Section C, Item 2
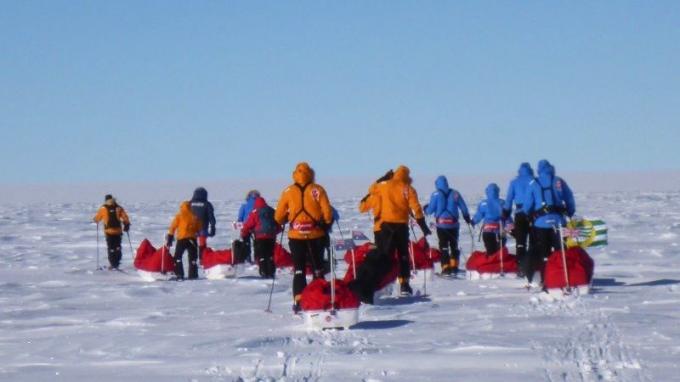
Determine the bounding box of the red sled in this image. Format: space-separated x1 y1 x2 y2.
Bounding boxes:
273 243 293 268
201 247 236 269
410 238 441 270
342 243 399 291
465 248 518 276
134 239 174 273
300 278 361 329
544 247 594 290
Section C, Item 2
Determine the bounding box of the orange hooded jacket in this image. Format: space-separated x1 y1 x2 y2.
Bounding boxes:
359 182 383 232
374 165 424 224
275 162 333 240
168 201 202 240
93 199 130 236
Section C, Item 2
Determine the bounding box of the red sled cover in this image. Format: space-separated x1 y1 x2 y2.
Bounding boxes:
544 247 594 289
465 248 518 273
300 278 361 311
201 247 235 269
342 243 399 290
274 243 293 268
411 238 441 270
134 239 174 273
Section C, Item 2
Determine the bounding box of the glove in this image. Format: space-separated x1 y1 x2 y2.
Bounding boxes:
416 218 432 236
318 221 331 233
501 209 510 220
376 169 394 183
166 234 174 248
208 225 216 237
463 215 471 225
423 203 429 212
123 223 130 232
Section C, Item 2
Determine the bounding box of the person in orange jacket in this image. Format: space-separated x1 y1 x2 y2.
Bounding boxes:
374 165 431 296
274 162 333 312
93 194 130 270
166 201 202 280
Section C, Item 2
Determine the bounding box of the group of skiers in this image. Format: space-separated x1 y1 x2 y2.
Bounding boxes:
93 159 575 311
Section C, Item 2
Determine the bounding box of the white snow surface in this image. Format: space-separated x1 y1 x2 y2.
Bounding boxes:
1 192 679 381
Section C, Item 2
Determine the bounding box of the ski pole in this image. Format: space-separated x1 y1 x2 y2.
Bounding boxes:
265 225 286 313
335 220 357 279
126 232 134 265
498 219 505 277
330 236 336 315
558 222 571 293
408 222 425 295
96 223 100 270
408 221 417 274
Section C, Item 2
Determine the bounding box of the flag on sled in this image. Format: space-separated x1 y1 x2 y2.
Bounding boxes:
564 218 608 248
351 230 369 241
334 239 356 251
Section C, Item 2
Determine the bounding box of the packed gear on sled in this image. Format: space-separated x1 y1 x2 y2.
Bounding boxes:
471 183 512 255
424 176 471 275
273 243 293 268
167 201 202 280
345 243 399 304
465 247 518 277
521 160 576 286
241 197 281 278
134 239 175 273
543 246 594 292
373 166 430 295
190 187 216 253
503 163 534 276
93 195 131 269
300 277 360 329
274 162 333 309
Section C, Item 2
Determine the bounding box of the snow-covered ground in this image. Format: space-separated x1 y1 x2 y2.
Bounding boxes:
1 192 679 381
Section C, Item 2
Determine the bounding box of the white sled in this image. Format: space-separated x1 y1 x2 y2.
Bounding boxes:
466 270 517 281
203 264 237 280
136 270 174 282
544 284 591 299
303 308 359 330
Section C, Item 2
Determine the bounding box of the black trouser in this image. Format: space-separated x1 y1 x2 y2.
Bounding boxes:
105 234 122 268
174 238 198 279
254 238 276 278
379 223 411 281
288 238 325 299
482 232 503 255
512 212 531 274
525 227 560 283
436 227 460 270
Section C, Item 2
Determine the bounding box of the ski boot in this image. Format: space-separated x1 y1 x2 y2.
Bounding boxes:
400 282 413 297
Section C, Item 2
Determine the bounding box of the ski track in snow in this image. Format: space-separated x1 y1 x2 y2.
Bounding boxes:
1 192 679 381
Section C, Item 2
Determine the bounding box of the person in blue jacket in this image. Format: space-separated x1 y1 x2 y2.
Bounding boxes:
521 160 575 287
237 190 261 263
424 176 471 275
190 187 216 259
471 183 511 255
503 163 534 276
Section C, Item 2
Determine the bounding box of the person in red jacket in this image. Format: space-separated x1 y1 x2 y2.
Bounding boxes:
241 197 282 278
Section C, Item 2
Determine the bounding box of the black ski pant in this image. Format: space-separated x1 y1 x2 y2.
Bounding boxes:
436 227 460 270
289 237 325 300
525 227 561 283
105 234 122 269
482 232 504 255
174 238 198 279
512 212 531 275
379 223 412 281
254 238 276 278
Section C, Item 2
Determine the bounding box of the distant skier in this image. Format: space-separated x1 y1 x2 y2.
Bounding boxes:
237 190 261 263
424 176 471 276
166 201 202 280
240 196 281 278
503 163 535 277
522 160 575 288
471 183 511 255
373 165 430 296
274 162 333 313
190 187 216 259
93 194 131 270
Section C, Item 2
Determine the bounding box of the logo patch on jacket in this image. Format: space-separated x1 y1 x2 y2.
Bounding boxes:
311 188 320 201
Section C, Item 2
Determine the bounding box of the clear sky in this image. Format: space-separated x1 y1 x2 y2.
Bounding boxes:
1 1 678 184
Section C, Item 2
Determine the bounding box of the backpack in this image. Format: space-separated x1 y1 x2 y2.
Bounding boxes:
106 205 121 229
256 206 277 236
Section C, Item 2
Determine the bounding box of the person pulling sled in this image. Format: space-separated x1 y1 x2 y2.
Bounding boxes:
190 187 216 261
166 201 202 280
93 194 131 270
503 163 535 277
471 183 511 255
240 196 281 278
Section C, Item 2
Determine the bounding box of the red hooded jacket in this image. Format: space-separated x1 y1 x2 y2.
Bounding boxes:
241 197 282 240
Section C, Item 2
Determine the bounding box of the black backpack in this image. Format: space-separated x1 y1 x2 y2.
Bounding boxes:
256 206 277 236
106 205 121 229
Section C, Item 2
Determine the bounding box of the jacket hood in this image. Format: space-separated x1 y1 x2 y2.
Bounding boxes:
537 159 552 174
435 175 449 192
485 183 500 200
292 162 314 185
192 187 208 202
538 163 555 185
518 162 534 177
394 165 412 184
179 201 192 214
254 197 267 209
245 189 260 201
104 198 117 207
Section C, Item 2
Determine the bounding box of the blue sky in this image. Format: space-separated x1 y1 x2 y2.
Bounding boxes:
1 1 678 184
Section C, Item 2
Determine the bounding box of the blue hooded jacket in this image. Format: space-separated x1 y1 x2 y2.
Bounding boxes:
424 176 470 229
190 187 216 236
505 162 534 214
237 190 260 223
472 183 510 233
522 160 576 228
